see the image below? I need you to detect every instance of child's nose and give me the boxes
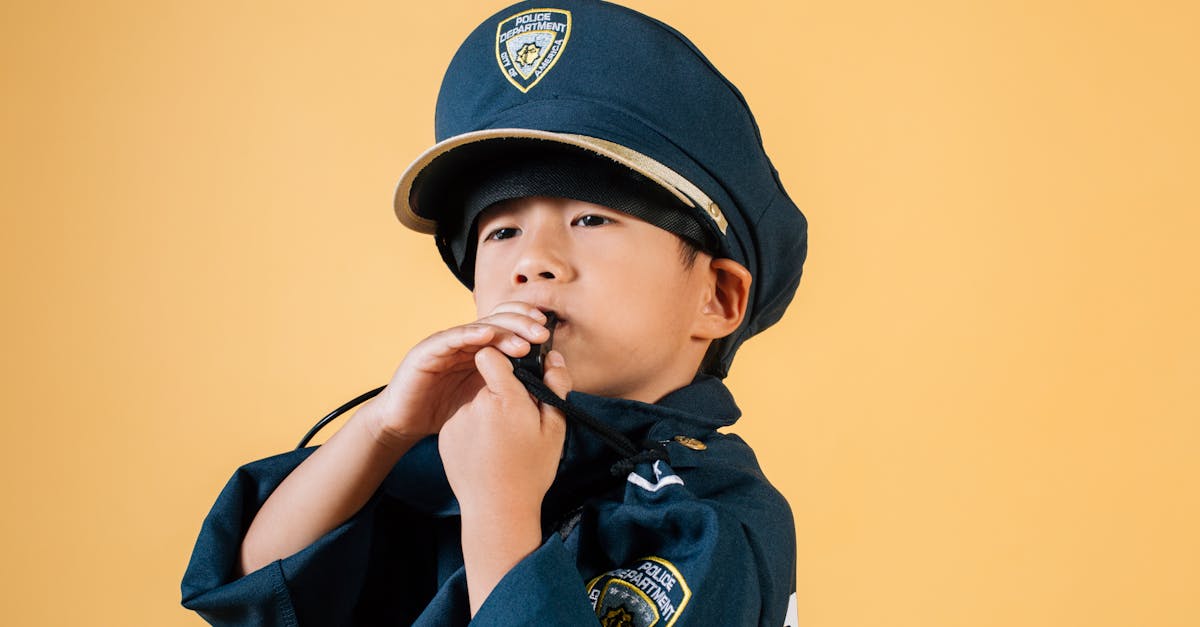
[512,231,574,285]
[515,270,554,283]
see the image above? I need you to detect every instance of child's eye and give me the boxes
[573,214,613,227]
[483,227,520,241]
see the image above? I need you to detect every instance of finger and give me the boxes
[449,322,532,358]
[429,315,542,360]
[541,350,572,399]
[409,325,495,372]
[473,311,552,343]
[539,351,570,440]
[485,301,549,323]
[473,346,527,398]
[458,311,553,359]
[439,324,495,351]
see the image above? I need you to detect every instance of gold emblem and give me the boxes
[600,606,636,627]
[515,42,542,66]
[673,435,707,451]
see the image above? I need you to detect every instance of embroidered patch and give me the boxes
[587,557,692,627]
[626,460,684,493]
[495,8,572,92]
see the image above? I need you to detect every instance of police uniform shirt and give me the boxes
[181,375,799,626]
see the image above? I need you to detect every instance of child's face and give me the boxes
[472,195,715,402]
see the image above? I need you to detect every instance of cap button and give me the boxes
[705,202,729,233]
[673,435,707,451]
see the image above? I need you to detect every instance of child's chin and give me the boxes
[569,376,633,401]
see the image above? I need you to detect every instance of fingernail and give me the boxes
[547,350,565,367]
[531,309,548,322]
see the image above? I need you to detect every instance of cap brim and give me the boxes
[394,128,728,235]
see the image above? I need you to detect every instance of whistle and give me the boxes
[510,311,558,379]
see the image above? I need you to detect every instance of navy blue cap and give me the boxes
[394,0,808,378]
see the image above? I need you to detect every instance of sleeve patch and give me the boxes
[586,557,692,627]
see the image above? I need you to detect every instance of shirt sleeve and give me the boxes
[470,459,797,627]
[465,534,598,624]
[179,447,386,626]
[181,437,457,626]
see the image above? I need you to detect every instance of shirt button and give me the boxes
[673,435,708,451]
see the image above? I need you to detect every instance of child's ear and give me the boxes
[694,258,752,340]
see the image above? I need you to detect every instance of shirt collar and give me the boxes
[382,375,742,520]
[542,375,741,519]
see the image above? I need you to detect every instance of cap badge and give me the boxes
[495,8,572,93]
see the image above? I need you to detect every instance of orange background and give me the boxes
[1,1,1197,625]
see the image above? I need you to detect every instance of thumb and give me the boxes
[539,350,571,442]
[541,350,572,399]
[473,346,524,397]
[540,350,571,444]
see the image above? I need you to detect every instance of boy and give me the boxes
[182,1,807,625]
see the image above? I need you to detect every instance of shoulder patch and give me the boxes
[494,8,572,92]
[587,557,692,627]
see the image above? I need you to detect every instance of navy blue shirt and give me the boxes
[182,376,798,626]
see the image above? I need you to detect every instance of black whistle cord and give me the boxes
[296,374,670,477]
[512,367,669,476]
[296,385,386,450]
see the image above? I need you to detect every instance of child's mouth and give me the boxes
[538,309,567,346]
[537,307,565,325]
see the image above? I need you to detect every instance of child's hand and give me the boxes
[438,347,570,613]
[438,346,571,518]
[358,302,551,452]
